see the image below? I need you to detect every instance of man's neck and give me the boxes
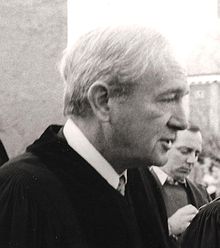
[64,118,125,189]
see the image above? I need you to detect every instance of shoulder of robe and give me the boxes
[0,152,67,210]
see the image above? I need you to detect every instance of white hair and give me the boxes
[60,25,180,117]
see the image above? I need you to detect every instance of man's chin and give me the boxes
[151,154,168,167]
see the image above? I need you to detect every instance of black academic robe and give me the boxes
[0,139,8,166]
[181,199,220,248]
[128,167,171,248]
[0,125,170,248]
[142,168,211,248]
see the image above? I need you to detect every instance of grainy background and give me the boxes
[0,0,66,158]
[2,0,220,161]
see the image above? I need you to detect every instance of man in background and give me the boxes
[150,125,210,247]
[0,26,188,248]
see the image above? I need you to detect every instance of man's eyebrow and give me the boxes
[177,146,191,151]
[178,146,188,149]
[158,87,189,97]
[178,146,201,153]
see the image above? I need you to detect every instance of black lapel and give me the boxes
[139,167,169,234]
[127,167,170,248]
[186,179,208,208]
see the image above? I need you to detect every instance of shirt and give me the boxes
[151,166,186,186]
[63,118,127,191]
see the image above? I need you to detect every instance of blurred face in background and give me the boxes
[161,129,202,181]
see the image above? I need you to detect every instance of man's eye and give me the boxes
[162,93,179,102]
[179,148,189,154]
[195,151,200,158]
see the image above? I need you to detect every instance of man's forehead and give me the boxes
[175,130,202,149]
[154,77,189,97]
[150,67,188,93]
[142,71,188,95]
[140,53,189,95]
[177,129,202,139]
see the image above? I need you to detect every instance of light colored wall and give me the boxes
[0,0,67,158]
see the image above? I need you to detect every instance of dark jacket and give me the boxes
[0,125,170,248]
[129,167,171,248]
[0,139,8,166]
[147,168,211,248]
[181,198,220,248]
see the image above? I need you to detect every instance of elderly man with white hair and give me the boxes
[0,25,188,248]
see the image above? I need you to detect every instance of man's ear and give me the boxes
[87,81,111,122]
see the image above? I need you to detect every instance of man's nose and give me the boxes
[168,104,188,131]
[187,153,197,164]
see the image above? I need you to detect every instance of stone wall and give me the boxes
[0,0,67,158]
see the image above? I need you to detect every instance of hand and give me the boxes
[168,204,198,236]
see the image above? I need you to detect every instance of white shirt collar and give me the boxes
[63,118,127,190]
[151,166,168,186]
[151,166,186,186]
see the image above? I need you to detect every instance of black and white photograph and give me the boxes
[0,0,220,247]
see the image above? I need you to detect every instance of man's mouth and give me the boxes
[178,168,191,174]
[161,139,174,150]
